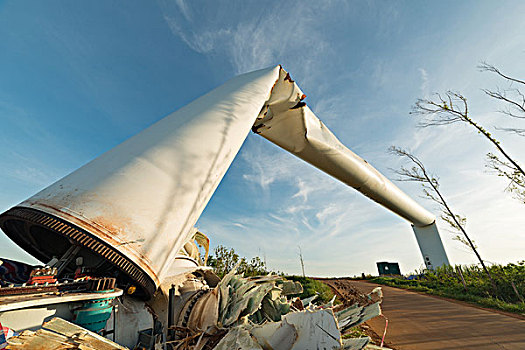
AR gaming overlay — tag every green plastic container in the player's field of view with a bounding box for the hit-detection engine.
[73,297,115,333]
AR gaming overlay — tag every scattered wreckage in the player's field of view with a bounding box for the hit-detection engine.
[1,259,384,349]
[0,66,444,348]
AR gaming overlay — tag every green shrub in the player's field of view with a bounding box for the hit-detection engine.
[369,261,525,314]
[206,246,335,305]
[285,275,335,304]
[207,245,269,278]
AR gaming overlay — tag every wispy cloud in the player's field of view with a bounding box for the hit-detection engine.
[240,142,299,191]
[418,68,429,97]
[292,180,313,202]
[158,1,334,79]
[174,0,192,22]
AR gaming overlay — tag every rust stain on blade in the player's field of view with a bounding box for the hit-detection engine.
[22,201,159,286]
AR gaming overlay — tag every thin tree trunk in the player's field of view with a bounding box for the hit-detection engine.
[500,265,524,303]
[456,265,467,291]
[511,281,524,303]
[422,168,498,293]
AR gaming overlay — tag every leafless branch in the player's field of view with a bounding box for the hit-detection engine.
[389,146,496,288]
[478,61,525,86]
[494,126,525,136]
[452,235,478,250]
[482,87,525,117]
[486,153,525,203]
[479,62,525,122]
[411,90,525,179]
[411,91,468,127]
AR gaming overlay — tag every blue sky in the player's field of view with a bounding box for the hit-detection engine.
[1,1,524,276]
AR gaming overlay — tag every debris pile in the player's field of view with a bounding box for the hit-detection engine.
[321,279,382,308]
[4,266,386,349]
[167,266,385,350]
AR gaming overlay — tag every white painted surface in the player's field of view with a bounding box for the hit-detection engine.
[251,309,342,349]
[0,289,122,331]
[412,222,450,268]
[0,289,123,312]
[113,296,153,349]
[256,103,435,227]
[17,67,281,287]
[0,306,67,331]
[11,65,448,287]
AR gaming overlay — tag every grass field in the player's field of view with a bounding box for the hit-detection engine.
[369,262,525,314]
[285,275,336,304]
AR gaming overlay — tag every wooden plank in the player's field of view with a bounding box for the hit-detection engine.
[7,329,72,350]
[42,317,91,338]
[43,318,127,350]
[7,318,128,350]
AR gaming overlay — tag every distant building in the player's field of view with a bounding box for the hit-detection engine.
[376,262,401,276]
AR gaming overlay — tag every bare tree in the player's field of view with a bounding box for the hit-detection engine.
[478,62,525,121]
[486,153,525,202]
[411,90,525,203]
[478,62,525,202]
[389,146,496,290]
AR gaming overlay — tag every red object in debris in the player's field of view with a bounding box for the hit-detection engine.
[74,267,84,280]
[74,267,94,280]
[27,267,58,285]
[28,275,57,285]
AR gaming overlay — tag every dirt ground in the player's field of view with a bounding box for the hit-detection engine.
[321,279,525,350]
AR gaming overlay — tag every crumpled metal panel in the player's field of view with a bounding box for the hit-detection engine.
[213,326,263,350]
[251,309,342,350]
[343,337,372,350]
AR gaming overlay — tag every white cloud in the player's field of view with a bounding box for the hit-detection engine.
[285,204,311,215]
[292,180,313,202]
[174,0,192,22]
[418,68,429,97]
[158,1,334,79]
